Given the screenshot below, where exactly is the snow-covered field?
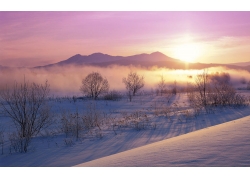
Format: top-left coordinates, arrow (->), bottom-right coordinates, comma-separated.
77,114 -> 250,167
1,91 -> 250,167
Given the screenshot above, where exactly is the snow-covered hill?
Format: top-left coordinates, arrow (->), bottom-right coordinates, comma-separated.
76,115 -> 250,167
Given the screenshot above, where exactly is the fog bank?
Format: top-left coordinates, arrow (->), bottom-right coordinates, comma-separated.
0,65 -> 250,96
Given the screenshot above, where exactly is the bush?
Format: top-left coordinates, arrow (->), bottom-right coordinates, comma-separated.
187,70 -> 248,111
82,102 -> 102,132
61,111 -> 82,139
103,90 -> 122,101
8,132 -> 24,153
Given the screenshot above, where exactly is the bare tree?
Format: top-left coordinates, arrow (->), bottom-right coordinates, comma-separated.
172,80 -> 177,95
194,69 -> 209,108
158,75 -> 166,96
0,79 -> 51,153
188,70 -> 247,111
80,72 -> 109,100
122,72 -> 144,102
187,70 -> 210,113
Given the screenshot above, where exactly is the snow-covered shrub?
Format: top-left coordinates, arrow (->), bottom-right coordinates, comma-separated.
60,102 -> 105,140
94,129 -> 103,139
231,94 -> 249,108
187,70 -> 249,113
151,102 -> 162,117
64,138 -> 74,146
157,75 -> 166,96
82,102 -> 102,131
61,110 -> 82,139
103,90 -> 122,101
161,105 -> 173,121
208,82 -> 236,106
8,132 -> 24,153
119,110 -> 155,131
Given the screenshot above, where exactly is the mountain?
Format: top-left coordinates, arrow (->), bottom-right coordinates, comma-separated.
33,51 -> 247,71
34,52 -> 183,69
243,65 -> 250,72
0,65 -> 10,70
229,61 -> 250,67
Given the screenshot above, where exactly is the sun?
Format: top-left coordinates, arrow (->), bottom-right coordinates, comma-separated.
173,43 -> 202,63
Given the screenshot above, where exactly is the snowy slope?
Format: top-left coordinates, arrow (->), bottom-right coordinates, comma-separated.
76,115 -> 250,167
1,93 -> 250,167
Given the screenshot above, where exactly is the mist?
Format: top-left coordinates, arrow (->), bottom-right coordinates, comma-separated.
0,65 -> 250,96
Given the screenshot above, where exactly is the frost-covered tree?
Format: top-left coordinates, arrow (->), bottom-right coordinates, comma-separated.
172,80 -> 177,95
0,79 -> 51,153
158,75 -> 166,96
122,72 -> 144,101
80,72 -> 109,100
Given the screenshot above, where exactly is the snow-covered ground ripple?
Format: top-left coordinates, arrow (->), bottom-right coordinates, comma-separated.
77,115 -> 250,167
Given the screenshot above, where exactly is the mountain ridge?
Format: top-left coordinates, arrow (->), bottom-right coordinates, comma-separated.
1,52 -> 249,71
33,51 -> 245,71
34,52 -> 184,69
229,61 -> 250,67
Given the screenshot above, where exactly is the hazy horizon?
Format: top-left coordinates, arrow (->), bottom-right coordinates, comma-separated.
1,64 -> 250,96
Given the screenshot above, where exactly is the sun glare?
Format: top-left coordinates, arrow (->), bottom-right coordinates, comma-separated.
173,43 -> 202,63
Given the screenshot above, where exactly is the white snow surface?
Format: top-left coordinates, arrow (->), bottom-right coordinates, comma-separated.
1,92 -> 250,166
76,115 -> 250,167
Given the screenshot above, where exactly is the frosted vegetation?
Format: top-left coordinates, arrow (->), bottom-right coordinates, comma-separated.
0,70 -> 250,166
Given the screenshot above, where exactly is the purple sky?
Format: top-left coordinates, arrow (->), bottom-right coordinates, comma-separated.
1,12 -> 250,67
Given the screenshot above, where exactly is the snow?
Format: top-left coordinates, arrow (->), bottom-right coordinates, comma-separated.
1,92 -> 250,166
76,115 -> 250,167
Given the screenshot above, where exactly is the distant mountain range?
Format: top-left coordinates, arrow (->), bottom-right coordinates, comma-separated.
228,61 -> 250,67
0,65 -> 10,70
33,52 -> 250,71
34,52 -> 181,68
1,52 -> 250,71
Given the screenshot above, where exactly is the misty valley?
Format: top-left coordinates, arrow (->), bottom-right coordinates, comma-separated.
1,52 -> 250,166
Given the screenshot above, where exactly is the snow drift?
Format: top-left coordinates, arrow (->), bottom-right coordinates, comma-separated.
76,115 -> 250,167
